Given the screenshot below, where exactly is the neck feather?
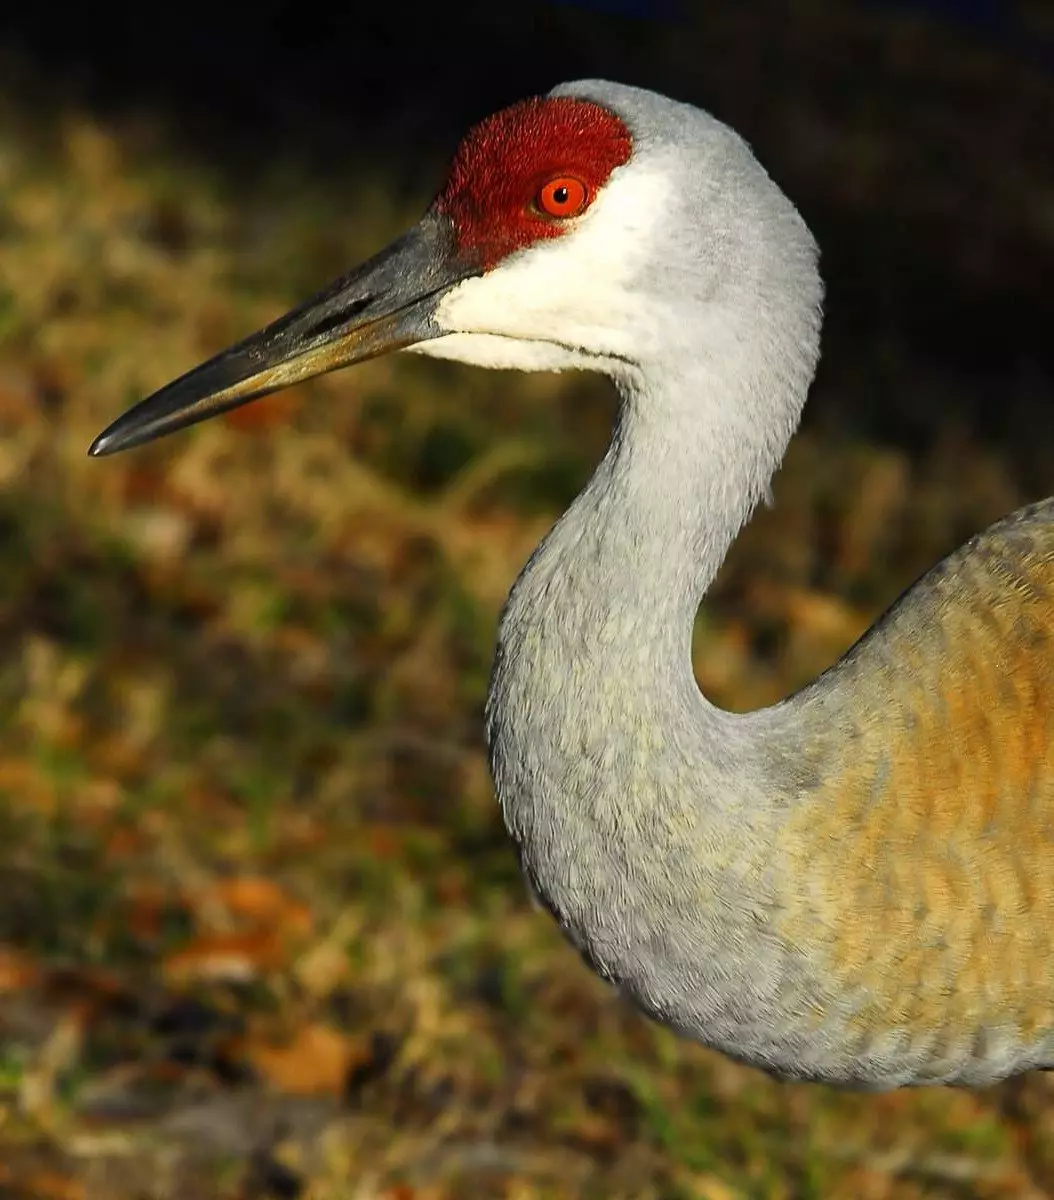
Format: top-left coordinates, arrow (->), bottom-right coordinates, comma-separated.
485,262 -> 822,819
495,331 -> 815,690
482,279 -> 820,1029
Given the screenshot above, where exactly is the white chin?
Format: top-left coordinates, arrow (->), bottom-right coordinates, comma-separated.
408,333 -> 591,373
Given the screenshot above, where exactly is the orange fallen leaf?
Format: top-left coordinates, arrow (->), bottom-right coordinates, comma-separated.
433,869 -> 467,906
119,463 -> 168,507
118,879 -> 171,942
244,1022 -> 363,1096
88,733 -> 151,780
74,779 -> 124,826
182,784 -> 239,816
0,944 -> 40,992
381,1187 -> 416,1200
363,823 -> 405,861
104,824 -> 149,862
0,758 -> 55,813
163,930 -> 287,985
190,876 -> 314,938
7,1171 -> 85,1200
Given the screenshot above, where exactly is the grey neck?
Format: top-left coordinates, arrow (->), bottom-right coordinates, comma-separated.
489,349 -> 809,739
499,398 -> 729,707
483,319 -> 819,1033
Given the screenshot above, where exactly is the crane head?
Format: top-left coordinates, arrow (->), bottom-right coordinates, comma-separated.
89,80 -> 819,456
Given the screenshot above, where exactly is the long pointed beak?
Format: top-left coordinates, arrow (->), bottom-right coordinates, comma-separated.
89,211 -> 475,457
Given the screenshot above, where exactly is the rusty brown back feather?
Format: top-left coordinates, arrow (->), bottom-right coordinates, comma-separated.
777,500 -> 1054,1070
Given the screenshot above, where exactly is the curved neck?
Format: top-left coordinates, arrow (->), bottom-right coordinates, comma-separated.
483,317 -> 819,1027
494,355 -> 807,711
484,300 -> 821,889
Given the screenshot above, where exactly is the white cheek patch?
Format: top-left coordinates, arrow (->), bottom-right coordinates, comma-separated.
428,154 -> 673,369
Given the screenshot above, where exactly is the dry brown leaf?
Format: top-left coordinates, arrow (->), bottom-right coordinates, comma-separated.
381,1186 -> 417,1200
118,463 -> 169,507
244,1022 -> 364,1096
20,1008 -> 87,1123
118,879 -> 170,942
75,779 -> 124,825
433,869 -> 467,906
162,930 -> 288,985
832,1166 -> 897,1200
0,758 -> 55,814
104,824 -> 150,863
680,1177 -> 743,1200
561,1110 -> 622,1153
0,944 -> 41,993
293,909 -> 363,998
293,938 -> 350,1000
363,823 -> 405,861
2,1170 -> 86,1200
190,876 -> 314,938
87,733 -> 151,781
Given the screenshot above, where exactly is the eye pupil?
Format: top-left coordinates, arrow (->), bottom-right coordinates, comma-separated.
535,176 -> 587,219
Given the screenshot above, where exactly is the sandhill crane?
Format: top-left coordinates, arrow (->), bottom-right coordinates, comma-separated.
90,80 -> 1054,1090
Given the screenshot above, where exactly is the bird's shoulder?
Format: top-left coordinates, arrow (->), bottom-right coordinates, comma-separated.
816,497 -> 1054,713
773,494 -> 1054,879
769,500 -> 1054,1059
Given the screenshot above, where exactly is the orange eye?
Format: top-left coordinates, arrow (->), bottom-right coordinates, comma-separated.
536,176 -> 588,219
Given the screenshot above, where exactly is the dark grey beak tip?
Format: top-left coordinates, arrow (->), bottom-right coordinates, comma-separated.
87,415 -> 152,458
87,430 -> 118,458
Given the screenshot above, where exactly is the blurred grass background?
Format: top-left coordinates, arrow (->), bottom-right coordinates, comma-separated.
0,1 -> 1051,1196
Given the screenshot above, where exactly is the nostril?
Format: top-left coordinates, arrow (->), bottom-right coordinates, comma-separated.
303,296 -> 373,341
